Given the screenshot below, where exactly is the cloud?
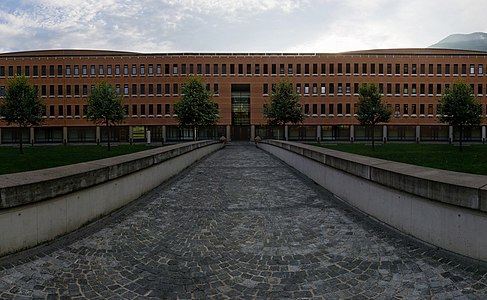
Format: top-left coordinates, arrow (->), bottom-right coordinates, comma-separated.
0,0 -> 486,53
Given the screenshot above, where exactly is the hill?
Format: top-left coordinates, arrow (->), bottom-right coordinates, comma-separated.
429,32 -> 487,52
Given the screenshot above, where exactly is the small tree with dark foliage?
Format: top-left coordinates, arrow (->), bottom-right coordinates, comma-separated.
0,76 -> 44,153
174,77 -> 219,140
355,83 -> 391,150
438,81 -> 482,151
263,80 -> 304,128
86,81 -> 126,151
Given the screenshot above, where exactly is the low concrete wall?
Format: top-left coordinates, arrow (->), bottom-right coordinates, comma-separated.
0,141 -> 223,257
258,140 -> 487,262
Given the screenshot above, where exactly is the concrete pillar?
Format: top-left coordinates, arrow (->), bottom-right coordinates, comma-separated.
0,128 -> 2,145
449,125 -> 454,144
96,126 -> 101,145
162,125 -> 166,144
250,125 -> 256,141
316,125 -> 321,143
284,125 -> 289,141
416,125 -> 421,143
482,126 -> 486,144
30,127 -> 35,145
350,125 -> 354,143
63,126 -> 68,145
129,126 -> 133,144
226,125 -> 231,142
383,125 -> 388,143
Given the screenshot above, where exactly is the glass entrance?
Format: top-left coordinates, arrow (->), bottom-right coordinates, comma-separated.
231,84 -> 250,125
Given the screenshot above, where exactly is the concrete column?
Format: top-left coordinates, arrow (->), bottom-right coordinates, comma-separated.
162,125 -> 166,144
482,126 -> 486,144
449,125 -> 454,144
284,125 -> 289,141
350,125 -> 354,143
416,125 -> 421,143
316,125 -> 321,143
383,125 -> 388,143
63,126 -> 68,145
30,127 -> 35,145
96,126 -> 101,145
0,128 -> 2,145
129,126 -> 133,144
226,125 -> 231,142
250,125 -> 256,141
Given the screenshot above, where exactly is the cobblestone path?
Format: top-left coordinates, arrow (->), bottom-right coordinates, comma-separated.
0,144 -> 486,299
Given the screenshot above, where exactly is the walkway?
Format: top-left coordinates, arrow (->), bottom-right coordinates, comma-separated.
0,144 -> 486,299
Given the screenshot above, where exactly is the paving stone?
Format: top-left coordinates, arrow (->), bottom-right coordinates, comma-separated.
0,143 -> 486,298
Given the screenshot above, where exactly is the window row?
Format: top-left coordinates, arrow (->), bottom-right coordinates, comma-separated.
0,83 -> 220,97
1,62 -> 487,78
301,103 -> 487,118
263,82 -> 487,97
45,104 -> 177,119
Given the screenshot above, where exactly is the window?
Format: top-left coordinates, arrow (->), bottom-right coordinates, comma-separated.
263,84 -> 268,95
420,104 -> 425,115
132,104 -> 137,116
412,64 -> 417,75
214,84 -> 219,94
312,104 -> 318,115
328,64 -> 334,75
0,66 -> 4,77
271,64 -> 277,75
386,83 -> 392,95
420,84 -> 425,95
412,104 -> 416,115
140,104 -> 146,116
321,104 -> 325,115
124,64 -> 129,75
345,83 -> 350,94
115,65 -> 120,75
313,83 -> 318,95
165,64 -> 170,74
237,64 -> 243,75
337,63 -> 342,74
255,64 -> 260,75
346,63 -> 351,74
42,65 -> 47,76
370,64 -> 376,74
329,83 -> 334,94
304,84 -> 310,95
181,64 -> 187,75
148,64 -> 153,75
470,64 -> 475,75
49,85 -> 55,96
156,84 -> 162,95
478,84 -> 483,95
320,83 -> 326,94
461,64 -> 467,75
378,64 -> 384,75
445,64 -> 450,75
58,105 -> 63,117
337,104 -> 343,116
115,84 -> 120,94
337,83 -> 342,94
173,83 -> 178,94
50,65 -> 55,76
131,84 -> 137,95
66,105 -> 72,117
428,64 -> 433,75
173,64 -> 178,75
420,64 -> 425,75
346,103 -> 351,116
66,85 -> 71,96
90,65 -> 95,76
99,65 -> 104,76
304,104 -> 309,115
205,64 -> 210,75
107,65 -> 112,75
148,84 -> 153,95
362,63 -> 368,75
57,85 -> 63,96
165,104 -> 171,116
75,85 -> 80,96
190,64 -> 194,74
403,84 -> 408,95
214,64 -> 219,75
263,64 -> 268,75
428,84 -> 433,95
312,64 -> 318,75
157,104 -> 162,116
246,64 -> 251,75
140,84 -> 146,95
33,66 -> 39,77
453,64 -> 459,75
479,64 -> 483,75
296,64 -> 302,75
156,64 -> 162,75
149,104 -> 153,116
305,64 -> 310,75
296,83 -> 301,94
353,63 -> 359,74
132,64 -> 137,76
395,83 -> 400,95
395,64 -> 400,75
75,105 -> 80,116
328,104 -> 334,115
197,64 -> 203,75
222,64 -> 227,75
403,104 -> 408,115
412,84 -> 417,95
140,64 -> 145,75
437,64 -> 442,75
437,84 -> 442,95
280,64 -> 285,75
321,64 -> 326,74
124,84 -> 129,95
165,84 -> 170,95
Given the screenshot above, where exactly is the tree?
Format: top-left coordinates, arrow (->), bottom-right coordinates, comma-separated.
174,77 -> 219,140
0,76 -> 44,153
86,81 -> 126,151
263,80 -> 304,126
438,81 -> 482,151
355,83 -> 392,150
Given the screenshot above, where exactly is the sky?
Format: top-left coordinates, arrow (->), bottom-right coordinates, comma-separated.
0,0 -> 486,54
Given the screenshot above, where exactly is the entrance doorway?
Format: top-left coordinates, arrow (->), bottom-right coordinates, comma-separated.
231,84 -> 251,140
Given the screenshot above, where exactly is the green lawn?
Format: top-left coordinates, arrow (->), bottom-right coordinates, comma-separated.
314,143 -> 487,175
0,144 -> 162,175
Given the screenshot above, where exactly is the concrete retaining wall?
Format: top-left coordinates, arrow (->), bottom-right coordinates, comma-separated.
258,140 -> 487,262
0,141 -> 223,257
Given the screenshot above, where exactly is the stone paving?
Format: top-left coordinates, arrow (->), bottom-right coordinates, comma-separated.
0,143 -> 486,299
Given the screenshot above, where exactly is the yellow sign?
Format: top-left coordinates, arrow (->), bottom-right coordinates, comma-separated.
132,126 -> 145,139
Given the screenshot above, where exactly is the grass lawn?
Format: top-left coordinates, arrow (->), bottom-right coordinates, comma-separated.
0,144 -> 162,175
314,143 -> 487,175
